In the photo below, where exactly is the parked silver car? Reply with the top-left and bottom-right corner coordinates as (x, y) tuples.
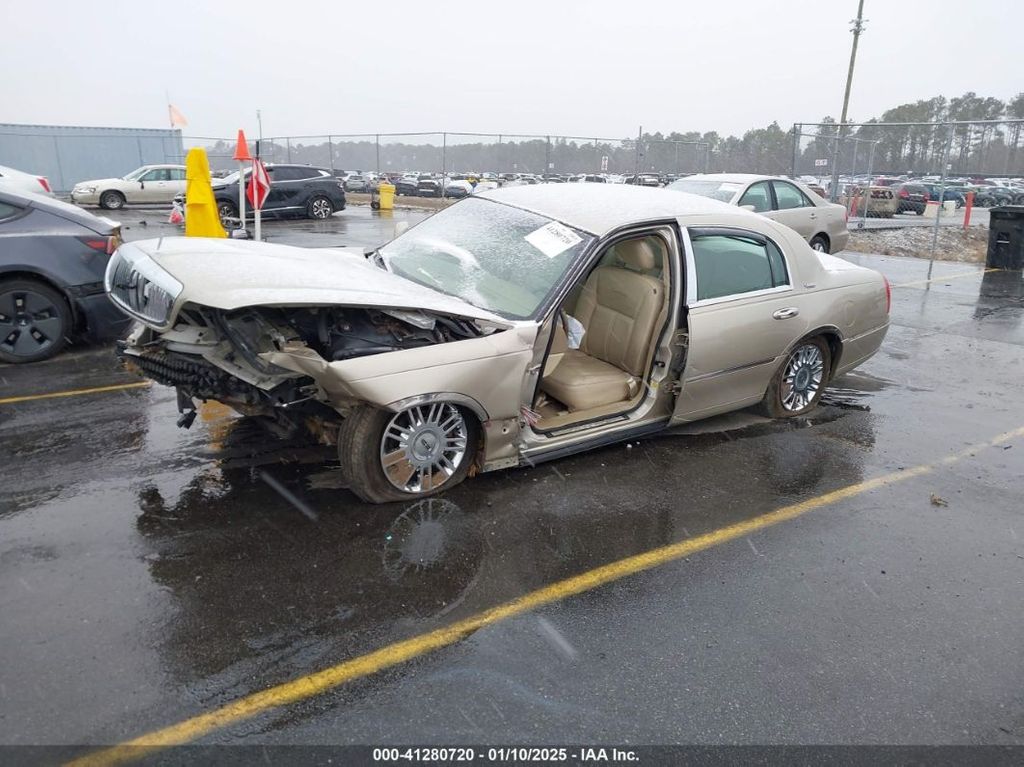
(667, 173), (850, 253)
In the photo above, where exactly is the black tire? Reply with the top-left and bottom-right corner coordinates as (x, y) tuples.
(99, 190), (125, 210)
(307, 195), (334, 220)
(757, 336), (832, 419)
(338, 404), (479, 504)
(808, 235), (830, 254)
(0, 279), (72, 364)
(216, 199), (238, 222)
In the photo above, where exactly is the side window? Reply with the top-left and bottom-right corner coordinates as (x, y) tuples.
(142, 169), (170, 182)
(738, 181), (772, 212)
(691, 233), (788, 301)
(0, 201), (23, 221)
(766, 240), (789, 286)
(169, 169), (186, 181)
(272, 167), (301, 181)
(772, 181), (813, 210)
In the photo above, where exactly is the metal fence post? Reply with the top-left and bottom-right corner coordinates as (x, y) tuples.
(375, 135), (380, 174)
(441, 132), (446, 181)
(791, 123), (800, 177)
(327, 135), (334, 174)
(829, 125), (843, 202)
(929, 122), (955, 264)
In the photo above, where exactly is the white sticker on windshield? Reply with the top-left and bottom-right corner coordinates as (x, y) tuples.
(525, 221), (583, 258)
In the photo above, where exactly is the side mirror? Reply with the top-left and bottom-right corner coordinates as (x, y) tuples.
(740, 204), (756, 212)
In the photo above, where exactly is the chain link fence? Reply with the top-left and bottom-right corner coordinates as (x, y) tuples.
(177, 132), (711, 178)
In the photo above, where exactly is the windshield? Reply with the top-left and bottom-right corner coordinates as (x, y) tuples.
(667, 179), (743, 202)
(380, 197), (593, 320)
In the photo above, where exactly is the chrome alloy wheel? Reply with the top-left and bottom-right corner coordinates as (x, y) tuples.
(310, 197), (333, 218)
(380, 404), (469, 494)
(780, 344), (825, 412)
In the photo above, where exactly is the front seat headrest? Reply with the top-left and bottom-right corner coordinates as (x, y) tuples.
(615, 239), (657, 271)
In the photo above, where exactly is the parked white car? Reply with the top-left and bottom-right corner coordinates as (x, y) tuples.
(667, 173), (850, 253)
(71, 164), (187, 210)
(0, 164), (54, 196)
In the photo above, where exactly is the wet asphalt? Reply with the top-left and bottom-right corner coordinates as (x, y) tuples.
(0, 204), (1023, 753)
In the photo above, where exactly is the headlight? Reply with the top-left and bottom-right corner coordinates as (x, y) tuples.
(104, 246), (183, 328)
(75, 186), (97, 194)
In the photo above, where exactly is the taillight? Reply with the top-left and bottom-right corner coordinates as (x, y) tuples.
(898, 188), (909, 198)
(883, 276), (891, 314)
(77, 235), (116, 254)
(37, 177), (52, 193)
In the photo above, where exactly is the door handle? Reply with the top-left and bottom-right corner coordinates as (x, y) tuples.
(773, 307), (799, 320)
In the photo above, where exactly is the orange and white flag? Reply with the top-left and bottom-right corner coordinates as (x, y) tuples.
(168, 104), (188, 128)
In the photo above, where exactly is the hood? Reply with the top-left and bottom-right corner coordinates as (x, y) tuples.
(120, 237), (513, 326)
(75, 177), (126, 188)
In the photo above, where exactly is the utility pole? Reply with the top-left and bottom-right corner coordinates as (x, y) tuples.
(830, 0), (866, 201)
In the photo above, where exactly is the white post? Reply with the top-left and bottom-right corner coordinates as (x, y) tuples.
(253, 160), (262, 242)
(237, 160), (246, 235)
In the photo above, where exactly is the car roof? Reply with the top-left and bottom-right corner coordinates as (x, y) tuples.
(476, 183), (755, 236)
(682, 173), (773, 184)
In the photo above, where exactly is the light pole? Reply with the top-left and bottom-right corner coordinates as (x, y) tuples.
(830, 0), (867, 201)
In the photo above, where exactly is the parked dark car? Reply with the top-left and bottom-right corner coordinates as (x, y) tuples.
(395, 177), (420, 196)
(918, 183), (965, 208)
(972, 186), (1017, 208)
(211, 164), (346, 221)
(894, 183), (930, 215)
(0, 189), (127, 363)
(417, 176), (443, 197)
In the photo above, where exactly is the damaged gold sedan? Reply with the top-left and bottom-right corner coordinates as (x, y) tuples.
(106, 185), (890, 502)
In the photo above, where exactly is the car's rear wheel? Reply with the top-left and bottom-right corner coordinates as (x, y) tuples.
(338, 403), (478, 503)
(217, 200), (238, 223)
(0, 279), (71, 364)
(307, 195), (334, 220)
(758, 336), (831, 418)
(99, 190), (125, 210)
(809, 235), (830, 253)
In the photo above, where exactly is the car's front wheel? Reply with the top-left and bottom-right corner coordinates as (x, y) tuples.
(758, 336), (831, 418)
(338, 403), (478, 503)
(0, 279), (71, 364)
(307, 195), (334, 219)
(99, 190), (125, 210)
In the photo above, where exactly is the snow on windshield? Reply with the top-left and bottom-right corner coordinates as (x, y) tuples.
(381, 198), (593, 319)
(667, 179), (743, 203)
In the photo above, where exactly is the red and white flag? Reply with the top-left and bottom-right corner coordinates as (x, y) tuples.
(246, 159), (271, 209)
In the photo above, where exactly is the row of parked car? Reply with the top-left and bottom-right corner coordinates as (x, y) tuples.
(853, 175), (1024, 215)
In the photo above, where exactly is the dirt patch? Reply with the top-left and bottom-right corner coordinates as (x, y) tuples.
(845, 226), (989, 263)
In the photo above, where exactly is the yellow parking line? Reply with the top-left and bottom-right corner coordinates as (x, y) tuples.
(893, 267), (998, 288)
(0, 382), (149, 406)
(67, 423), (1024, 767)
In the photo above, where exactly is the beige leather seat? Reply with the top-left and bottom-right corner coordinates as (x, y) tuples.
(541, 239), (664, 411)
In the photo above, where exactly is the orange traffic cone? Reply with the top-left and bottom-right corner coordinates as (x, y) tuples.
(233, 129), (253, 162)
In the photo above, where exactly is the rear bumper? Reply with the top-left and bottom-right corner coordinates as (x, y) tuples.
(74, 290), (132, 342)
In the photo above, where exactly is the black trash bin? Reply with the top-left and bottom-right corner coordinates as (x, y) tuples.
(987, 205), (1024, 269)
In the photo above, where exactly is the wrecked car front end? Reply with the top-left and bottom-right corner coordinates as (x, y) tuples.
(105, 237), (533, 453)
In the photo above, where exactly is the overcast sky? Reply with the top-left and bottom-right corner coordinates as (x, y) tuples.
(2, 0), (1017, 140)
